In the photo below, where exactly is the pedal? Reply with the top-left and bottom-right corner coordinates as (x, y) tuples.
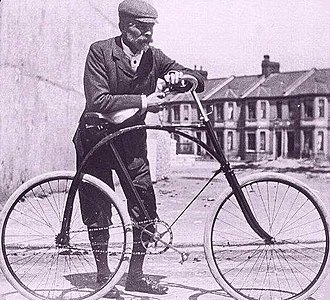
(179, 252), (190, 264)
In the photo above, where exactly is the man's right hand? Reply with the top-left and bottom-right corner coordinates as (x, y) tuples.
(146, 91), (167, 113)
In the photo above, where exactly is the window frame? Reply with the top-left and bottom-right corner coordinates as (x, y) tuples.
(303, 99), (314, 119)
(318, 98), (325, 118)
(260, 131), (266, 151)
(183, 104), (190, 121)
(247, 101), (257, 120)
(227, 102), (234, 120)
(260, 101), (267, 119)
(276, 101), (282, 119)
(227, 131), (234, 151)
(247, 132), (256, 151)
(172, 105), (180, 122)
(215, 103), (224, 121)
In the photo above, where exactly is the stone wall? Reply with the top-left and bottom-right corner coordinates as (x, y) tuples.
(0, 0), (171, 201)
(0, 1), (121, 200)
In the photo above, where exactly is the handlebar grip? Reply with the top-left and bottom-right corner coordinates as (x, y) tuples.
(169, 74), (198, 93)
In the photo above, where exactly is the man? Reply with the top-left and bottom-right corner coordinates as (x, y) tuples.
(73, 0), (204, 297)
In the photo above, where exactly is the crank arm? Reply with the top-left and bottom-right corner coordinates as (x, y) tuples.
(154, 236), (190, 264)
(142, 227), (190, 264)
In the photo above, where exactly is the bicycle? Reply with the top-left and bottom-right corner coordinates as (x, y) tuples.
(0, 75), (329, 300)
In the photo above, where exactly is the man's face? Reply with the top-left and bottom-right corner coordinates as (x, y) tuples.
(122, 21), (154, 53)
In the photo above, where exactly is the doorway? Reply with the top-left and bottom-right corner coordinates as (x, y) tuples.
(275, 132), (282, 158)
(196, 132), (202, 155)
(287, 131), (295, 158)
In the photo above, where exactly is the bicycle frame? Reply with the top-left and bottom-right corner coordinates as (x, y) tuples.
(56, 79), (274, 247)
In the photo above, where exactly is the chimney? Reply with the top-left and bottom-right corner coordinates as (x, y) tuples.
(194, 65), (208, 79)
(262, 55), (280, 77)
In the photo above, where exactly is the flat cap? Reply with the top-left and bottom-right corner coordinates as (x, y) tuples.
(118, 0), (158, 23)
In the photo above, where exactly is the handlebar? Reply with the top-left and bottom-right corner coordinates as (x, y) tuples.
(165, 74), (209, 121)
(167, 74), (199, 94)
(83, 74), (204, 125)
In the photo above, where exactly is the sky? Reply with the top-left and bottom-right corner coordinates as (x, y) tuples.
(151, 0), (330, 78)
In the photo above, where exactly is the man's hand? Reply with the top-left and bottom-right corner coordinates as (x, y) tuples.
(146, 91), (166, 113)
(164, 70), (184, 85)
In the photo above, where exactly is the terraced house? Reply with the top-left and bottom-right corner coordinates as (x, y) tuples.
(164, 55), (330, 161)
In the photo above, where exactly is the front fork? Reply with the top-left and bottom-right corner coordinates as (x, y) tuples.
(200, 111), (274, 244)
(224, 167), (274, 245)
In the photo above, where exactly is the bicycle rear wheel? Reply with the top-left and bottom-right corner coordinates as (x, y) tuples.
(204, 172), (329, 300)
(0, 171), (132, 300)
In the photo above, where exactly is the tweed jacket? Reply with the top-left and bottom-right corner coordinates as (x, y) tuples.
(74, 35), (204, 162)
(83, 36), (204, 116)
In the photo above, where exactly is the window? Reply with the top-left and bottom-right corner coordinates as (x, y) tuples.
(227, 131), (234, 150)
(247, 102), (256, 119)
(247, 133), (256, 151)
(216, 130), (224, 149)
(304, 99), (314, 118)
(215, 103), (224, 121)
(319, 98), (325, 118)
(177, 130), (194, 154)
(260, 101), (267, 119)
(317, 131), (324, 151)
(173, 105), (180, 122)
(288, 101), (294, 119)
(183, 105), (189, 121)
(166, 107), (171, 123)
(228, 102), (234, 120)
(260, 131), (266, 151)
(276, 101), (282, 119)
(302, 130), (313, 157)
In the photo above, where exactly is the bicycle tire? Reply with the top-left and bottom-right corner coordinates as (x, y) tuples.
(0, 171), (133, 300)
(204, 172), (329, 300)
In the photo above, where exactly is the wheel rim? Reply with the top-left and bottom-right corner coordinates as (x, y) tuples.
(1, 175), (129, 300)
(210, 178), (329, 300)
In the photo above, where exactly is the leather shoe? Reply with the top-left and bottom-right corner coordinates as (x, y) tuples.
(104, 286), (120, 299)
(96, 272), (111, 285)
(97, 273), (120, 298)
(125, 276), (168, 295)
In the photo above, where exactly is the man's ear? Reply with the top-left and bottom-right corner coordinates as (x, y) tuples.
(118, 22), (124, 33)
(118, 20), (129, 33)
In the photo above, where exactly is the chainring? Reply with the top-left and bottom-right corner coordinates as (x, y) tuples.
(140, 220), (173, 255)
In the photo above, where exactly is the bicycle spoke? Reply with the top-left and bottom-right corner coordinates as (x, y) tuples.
(207, 175), (329, 300)
(1, 173), (131, 300)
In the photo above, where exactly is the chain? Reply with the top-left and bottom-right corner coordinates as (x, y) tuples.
(67, 219), (162, 256)
(70, 219), (158, 234)
(65, 247), (159, 256)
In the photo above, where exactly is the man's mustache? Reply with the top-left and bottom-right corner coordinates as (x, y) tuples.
(138, 36), (153, 44)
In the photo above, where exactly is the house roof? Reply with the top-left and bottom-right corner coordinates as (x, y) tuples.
(211, 75), (262, 99)
(167, 67), (330, 104)
(289, 68), (330, 95)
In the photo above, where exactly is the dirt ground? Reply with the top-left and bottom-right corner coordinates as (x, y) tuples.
(130, 157), (330, 300)
(0, 158), (329, 299)
(153, 157), (330, 245)
(148, 158), (330, 300)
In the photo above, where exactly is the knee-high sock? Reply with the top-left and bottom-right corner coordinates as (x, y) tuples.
(127, 221), (156, 280)
(88, 227), (110, 275)
(127, 226), (149, 280)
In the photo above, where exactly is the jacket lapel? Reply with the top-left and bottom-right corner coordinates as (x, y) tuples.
(112, 37), (135, 78)
(136, 48), (153, 78)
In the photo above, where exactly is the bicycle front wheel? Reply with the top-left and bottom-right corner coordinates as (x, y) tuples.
(204, 172), (329, 300)
(0, 171), (132, 300)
